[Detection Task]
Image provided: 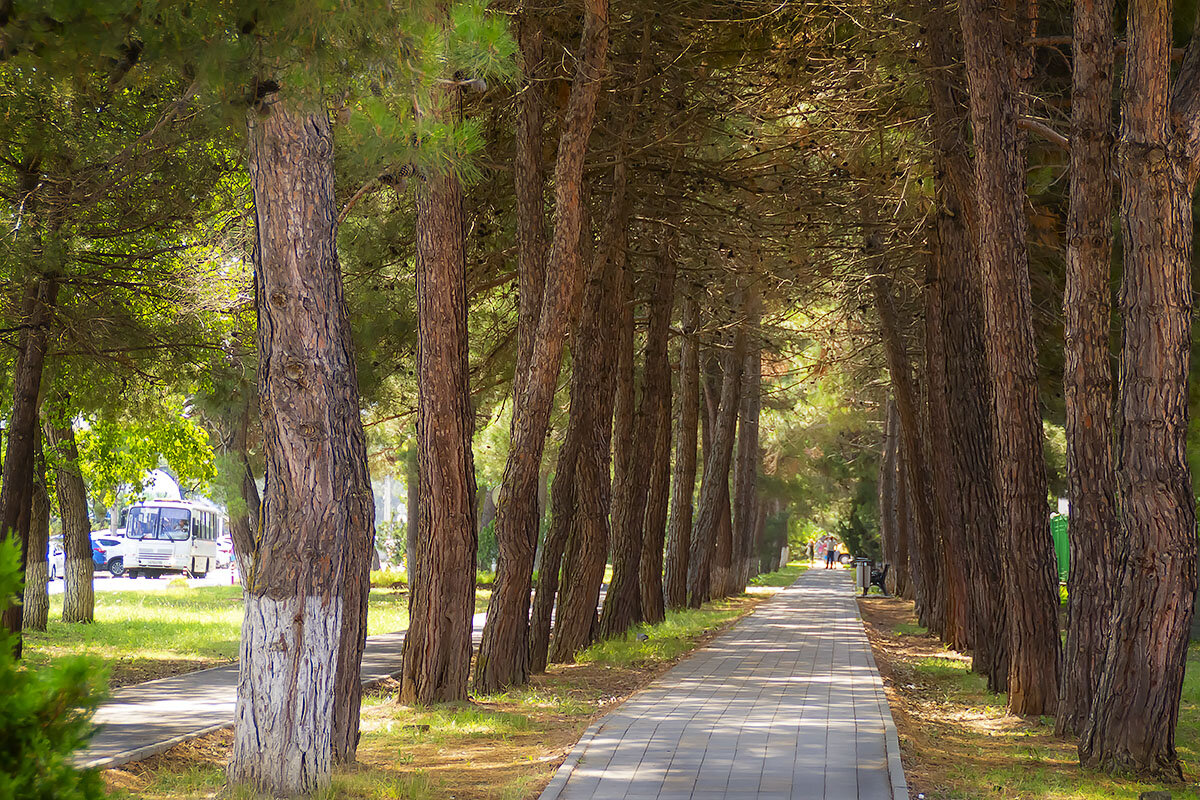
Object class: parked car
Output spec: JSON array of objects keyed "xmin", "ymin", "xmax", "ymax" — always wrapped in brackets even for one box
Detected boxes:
[
  {"xmin": 215, "ymin": 535, "xmax": 234, "ymax": 569},
  {"xmin": 91, "ymin": 532, "xmax": 131, "ymax": 577}
]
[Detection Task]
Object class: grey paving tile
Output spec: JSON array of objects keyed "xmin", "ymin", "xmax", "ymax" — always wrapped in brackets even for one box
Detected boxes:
[{"xmin": 540, "ymin": 570, "xmax": 908, "ymax": 800}]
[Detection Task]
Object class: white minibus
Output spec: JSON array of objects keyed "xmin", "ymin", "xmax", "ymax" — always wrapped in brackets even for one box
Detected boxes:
[{"xmin": 122, "ymin": 499, "xmax": 225, "ymax": 578}]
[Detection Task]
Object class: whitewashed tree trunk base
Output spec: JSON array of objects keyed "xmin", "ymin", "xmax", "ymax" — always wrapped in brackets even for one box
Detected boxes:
[{"xmin": 230, "ymin": 593, "xmax": 343, "ymax": 796}]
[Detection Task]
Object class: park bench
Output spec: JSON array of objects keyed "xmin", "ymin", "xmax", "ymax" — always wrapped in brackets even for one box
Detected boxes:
[{"xmin": 867, "ymin": 563, "xmax": 889, "ymax": 596}]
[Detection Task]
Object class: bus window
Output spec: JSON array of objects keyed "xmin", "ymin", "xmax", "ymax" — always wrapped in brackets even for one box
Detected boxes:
[
  {"xmin": 125, "ymin": 508, "xmax": 158, "ymax": 539},
  {"xmin": 192, "ymin": 513, "xmax": 203, "ymax": 539},
  {"xmin": 161, "ymin": 508, "xmax": 191, "ymax": 541}
]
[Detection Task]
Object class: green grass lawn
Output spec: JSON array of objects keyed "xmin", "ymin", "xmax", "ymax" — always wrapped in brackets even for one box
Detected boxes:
[{"xmin": 23, "ymin": 583, "xmax": 488, "ymax": 688}]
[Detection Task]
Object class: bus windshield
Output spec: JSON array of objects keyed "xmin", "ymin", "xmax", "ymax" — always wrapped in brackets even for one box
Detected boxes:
[
  {"xmin": 160, "ymin": 508, "xmax": 191, "ymax": 541},
  {"xmin": 125, "ymin": 508, "xmax": 158, "ymax": 539},
  {"xmin": 125, "ymin": 507, "xmax": 193, "ymax": 541}
]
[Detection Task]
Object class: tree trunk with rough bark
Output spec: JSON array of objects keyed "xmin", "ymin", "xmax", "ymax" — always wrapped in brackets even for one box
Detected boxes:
[
  {"xmin": 926, "ymin": 11, "xmax": 1009, "ymax": 692},
  {"xmin": 664, "ymin": 292, "xmax": 700, "ymax": 611},
  {"xmin": 22, "ymin": 437, "xmax": 49, "ymax": 632},
  {"xmin": 401, "ymin": 144, "xmax": 479, "ymax": 705},
  {"xmin": 687, "ymin": 331, "xmax": 745, "ymax": 608},
  {"xmin": 229, "ymin": 99, "xmax": 375, "ymax": 796},
  {"xmin": 895, "ymin": 446, "xmax": 913, "ymax": 601},
  {"xmin": 550, "ymin": 221, "xmax": 621, "ymax": 663},
  {"xmin": 0, "ymin": 274, "xmax": 58, "ymax": 649},
  {"xmin": 599, "ymin": 257, "xmax": 642, "ymax": 637},
  {"xmin": 960, "ymin": 0, "xmax": 1061, "ymax": 716},
  {"xmin": 1056, "ymin": 0, "xmax": 1118, "ymax": 739},
  {"xmin": 45, "ymin": 412, "xmax": 93, "ymax": 625},
  {"xmin": 1079, "ymin": 6, "xmax": 1200, "ymax": 778},
  {"xmin": 406, "ymin": 438, "xmax": 420, "ymax": 583},
  {"xmin": 871, "ymin": 273, "xmax": 943, "ymax": 637},
  {"xmin": 925, "ymin": 237, "xmax": 971, "ymax": 651},
  {"xmin": 476, "ymin": 0, "xmax": 608, "ymax": 693},
  {"xmin": 637, "ymin": 242, "xmax": 676, "ymax": 624},
  {"xmin": 640, "ymin": 386, "xmax": 672, "ymax": 623},
  {"xmin": 878, "ymin": 399, "xmax": 899, "ymax": 591},
  {"xmin": 733, "ymin": 294, "xmax": 762, "ymax": 593}
]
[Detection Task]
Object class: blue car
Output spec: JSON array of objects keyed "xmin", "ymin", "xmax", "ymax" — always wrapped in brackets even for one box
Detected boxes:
[{"xmin": 91, "ymin": 539, "xmax": 109, "ymax": 569}]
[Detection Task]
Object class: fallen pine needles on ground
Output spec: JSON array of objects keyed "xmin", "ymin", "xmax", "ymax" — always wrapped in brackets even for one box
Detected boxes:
[{"xmin": 858, "ymin": 594, "xmax": 1200, "ymax": 800}]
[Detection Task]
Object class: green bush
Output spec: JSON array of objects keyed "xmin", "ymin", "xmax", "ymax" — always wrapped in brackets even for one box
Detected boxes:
[
  {"xmin": 370, "ymin": 568, "xmax": 408, "ymax": 589},
  {"xmin": 0, "ymin": 538, "xmax": 104, "ymax": 800}
]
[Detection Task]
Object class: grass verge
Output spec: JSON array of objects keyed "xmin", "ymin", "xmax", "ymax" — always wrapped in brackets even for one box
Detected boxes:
[
  {"xmin": 25, "ymin": 584, "xmax": 490, "ymax": 688},
  {"xmin": 102, "ymin": 562, "xmax": 807, "ymax": 800},
  {"xmin": 858, "ymin": 593, "xmax": 1200, "ymax": 799}
]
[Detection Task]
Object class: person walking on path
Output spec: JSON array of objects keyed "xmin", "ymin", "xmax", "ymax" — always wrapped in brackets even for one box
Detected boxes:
[{"xmin": 824, "ymin": 541, "xmax": 837, "ymax": 569}]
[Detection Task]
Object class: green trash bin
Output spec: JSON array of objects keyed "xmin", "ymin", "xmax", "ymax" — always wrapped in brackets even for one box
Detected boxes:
[{"xmin": 1049, "ymin": 513, "xmax": 1069, "ymax": 583}]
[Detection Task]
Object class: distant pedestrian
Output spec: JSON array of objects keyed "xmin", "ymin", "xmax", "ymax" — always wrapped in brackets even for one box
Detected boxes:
[{"xmin": 824, "ymin": 544, "xmax": 836, "ymax": 569}]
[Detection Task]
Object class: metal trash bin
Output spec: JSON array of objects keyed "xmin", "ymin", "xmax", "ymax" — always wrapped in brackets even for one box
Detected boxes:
[{"xmin": 855, "ymin": 557, "xmax": 872, "ymax": 596}]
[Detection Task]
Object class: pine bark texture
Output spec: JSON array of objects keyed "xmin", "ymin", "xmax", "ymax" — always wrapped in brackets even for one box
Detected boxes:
[
  {"xmin": 687, "ymin": 332, "xmax": 745, "ymax": 608},
  {"xmin": 513, "ymin": 13, "xmax": 548, "ymax": 406},
  {"xmin": 925, "ymin": 240, "xmax": 970, "ymax": 651},
  {"xmin": 1056, "ymin": 0, "xmax": 1118, "ymax": 738},
  {"xmin": 959, "ymin": 0, "xmax": 1061, "ymax": 715},
  {"xmin": 230, "ymin": 100, "xmax": 375, "ymax": 795},
  {"xmin": 46, "ymin": 415, "xmax": 93, "ymax": 625},
  {"xmin": 879, "ymin": 399, "xmax": 899, "ymax": 593},
  {"xmin": 600, "ymin": 257, "xmax": 642, "ymax": 637},
  {"xmin": 550, "ymin": 224, "xmax": 621, "ymax": 663},
  {"xmin": 22, "ymin": 442, "xmax": 50, "ymax": 632},
  {"xmin": 1079, "ymin": 5, "xmax": 1200, "ymax": 777},
  {"xmin": 0, "ymin": 274, "xmax": 57, "ymax": 647},
  {"xmin": 636, "ymin": 245, "xmax": 677, "ymax": 625},
  {"xmin": 895, "ymin": 450, "xmax": 913, "ymax": 601},
  {"xmin": 476, "ymin": 0, "xmax": 608, "ymax": 693},
  {"xmin": 871, "ymin": 274, "xmax": 943, "ymax": 637},
  {"xmin": 926, "ymin": 13, "xmax": 1009, "ymax": 691},
  {"xmin": 733, "ymin": 295, "xmax": 762, "ymax": 592},
  {"xmin": 529, "ymin": 193, "xmax": 600, "ymax": 673},
  {"xmin": 401, "ymin": 159, "xmax": 479, "ymax": 705},
  {"xmin": 663, "ymin": 292, "xmax": 700, "ymax": 611}
]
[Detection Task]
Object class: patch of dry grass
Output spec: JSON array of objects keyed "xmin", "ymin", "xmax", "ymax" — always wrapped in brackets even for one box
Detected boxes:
[{"xmin": 858, "ymin": 595, "xmax": 1200, "ymax": 800}]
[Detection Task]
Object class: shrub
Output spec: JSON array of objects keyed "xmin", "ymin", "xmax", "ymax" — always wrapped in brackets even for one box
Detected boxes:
[{"xmin": 0, "ymin": 538, "xmax": 104, "ymax": 800}]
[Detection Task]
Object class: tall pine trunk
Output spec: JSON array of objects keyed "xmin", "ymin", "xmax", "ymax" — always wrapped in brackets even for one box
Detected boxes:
[
  {"xmin": 878, "ymin": 399, "xmax": 898, "ymax": 592},
  {"xmin": 926, "ymin": 11, "xmax": 1009, "ymax": 691},
  {"xmin": 45, "ymin": 412, "xmax": 93, "ymax": 625},
  {"xmin": 476, "ymin": 0, "xmax": 608, "ymax": 692},
  {"xmin": 663, "ymin": 292, "xmax": 699, "ymax": 610},
  {"xmin": 895, "ymin": 446, "xmax": 913, "ymax": 601},
  {"xmin": 400, "ymin": 145, "xmax": 479, "ymax": 704},
  {"xmin": 687, "ymin": 330, "xmax": 745, "ymax": 608},
  {"xmin": 733, "ymin": 293, "xmax": 762, "ymax": 592},
  {"xmin": 0, "ymin": 274, "xmax": 58, "ymax": 649},
  {"xmin": 1056, "ymin": 0, "xmax": 1118, "ymax": 738},
  {"xmin": 925, "ymin": 237, "xmax": 971, "ymax": 650},
  {"xmin": 229, "ymin": 99, "xmax": 374, "ymax": 795},
  {"xmin": 960, "ymin": 0, "xmax": 1061, "ymax": 715},
  {"xmin": 599, "ymin": 253, "xmax": 642, "ymax": 637},
  {"xmin": 22, "ymin": 436, "xmax": 50, "ymax": 632},
  {"xmin": 871, "ymin": 273, "xmax": 943, "ymax": 636},
  {"xmin": 550, "ymin": 218, "xmax": 621, "ymax": 663},
  {"xmin": 1080, "ymin": 6, "xmax": 1200, "ymax": 777},
  {"xmin": 637, "ymin": 241, "xmax": 676, "ymax": 624}
]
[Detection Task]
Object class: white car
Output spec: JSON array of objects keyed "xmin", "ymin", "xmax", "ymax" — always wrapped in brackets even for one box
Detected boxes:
[
  {"xmin": 91, "ymin": 531, "xmax": 132, "ymax": 577},
  {"xmin": 215, "ymin": 535, "xmax": 234, "ymax": 569}
]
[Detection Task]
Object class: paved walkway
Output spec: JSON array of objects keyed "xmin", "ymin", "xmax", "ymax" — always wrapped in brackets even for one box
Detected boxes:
[
  {"xmin": 539, "ymin": 569, "xmax": 908, "ymax": 800},
  {"xmin": 80, "ymin": 612, "xmax": 486, "ymax": 769}
]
